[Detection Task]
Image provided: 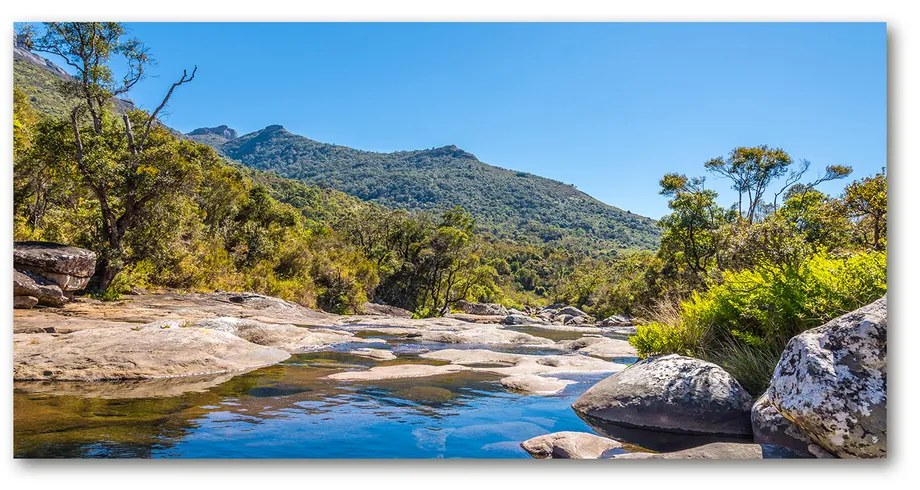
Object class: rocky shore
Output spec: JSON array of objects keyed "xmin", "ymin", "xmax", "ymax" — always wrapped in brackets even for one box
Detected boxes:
[{"xmin": 11, "ymin": 242, "xmax": 887, "ymax": 459}]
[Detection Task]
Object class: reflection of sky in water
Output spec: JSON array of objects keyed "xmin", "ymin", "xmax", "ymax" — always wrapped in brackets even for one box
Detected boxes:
[
  {"xmin": 150, "ymin": 372, "xmax": 604, "ymax": 458},
  {"xmin": 14, "ymin": 352, "xmax": 610, "ymax": 459}
]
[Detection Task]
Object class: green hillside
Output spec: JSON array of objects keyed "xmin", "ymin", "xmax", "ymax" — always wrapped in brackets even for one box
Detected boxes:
[{"xmin": 213, "ymin": 125, "xmax": 661, "ymax": 251}]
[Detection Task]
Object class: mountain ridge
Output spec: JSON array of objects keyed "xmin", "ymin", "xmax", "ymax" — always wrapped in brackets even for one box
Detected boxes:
[{"xmin": 197, "ymin": 124, "xmax": 660, "ymax": 251}]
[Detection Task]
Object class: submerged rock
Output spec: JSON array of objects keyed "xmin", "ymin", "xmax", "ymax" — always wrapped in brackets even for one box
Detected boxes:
[
  {"xmin": 499, "ymin": 374, "xmax": 575, "ymax": 395},
  {"xmin": 521, "ymin": 431, "xmax": 623, "ymax": 459},
  {"xmin": 572, "ymin": 354, "xmax": 753, "ymax": 436},
  {"xmin": 764, "ymin": 296, "xmax": 887, "ymax": 459},
  {"xmin": 13, "ymin": 241, "xmax": 96, "ymax": 291}
]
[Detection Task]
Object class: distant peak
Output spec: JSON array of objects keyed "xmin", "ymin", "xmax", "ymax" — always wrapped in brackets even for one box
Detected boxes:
[
  {"xmin": 187, "ymin": 125, "xmax": 238, "ymax": 140},
  {"xmin": 423, "ymin": 145, "xmax": 477, "ymax": 160},
  {"xmin": 262, "ymin": 124, "xmax": 286, "ymax": 133}
]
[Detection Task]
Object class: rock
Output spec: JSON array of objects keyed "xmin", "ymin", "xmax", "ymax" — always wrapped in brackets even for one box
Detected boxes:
[
  {"xmin": 327, "ymin": 363, "xmax": 467, "ymax": 381},
  {"xmin": 330, "ymin": 348, "xmax": 623, "ymax": 382},
  {"xmin": 13, "ymin": 241, "xmax": 97, "ymax": 291},
  {"xmin": 572, "ymin": 354, "xmax": 753, "ymax": 436},
  {"xmin": 191, "ymin": 316, "xmax": 366, "ymax": 353},
  {"xmin": 751, "ymin": 394, "xmax": 814, "ymax": 457},
  {"xmin": 348, "ymin": 347, "xmax": 397, "ymax": 361},
  {"xmin": 764, "ymin": 296, "xmax": 887, "ymax": 459},
  {"xmin": 500, "ymin": 374, "xmax": 575, "ymax": 395},
  {"xmin": 599, "ymin": 315, "xmax": 633, "ymax": 327},
  {"xmin": 566, "ymin": 315, "xmax": 587, "ymax": 325},
  {"xmin": 558, "ymin": 306, "xmax": 590, "ymax": 318},
  {"xmin": 521, "ymin": 431, "xmax": 624, "ymax": 459},
  {"xmin": 13, "ymin": 325, "xmax": 291, "ymax": 381},
  {"xmin": 14, "ymin": 269, "xmax": 67, "ymax": 307},
  {"xmin": 555, "ymin": 314, "xmax": 574, "ymax": 325},
  {"xmin": 361, "ymin": 302, "xmax": 413, "ymax": 318},
  {"xmin": 456, "ymin": 300, "xmax": 508, "ymax": 317},
  {"xmin": 558, "ymin": 336, "xmax": 637, "ymax": 359},
  {"xmin": 608, "ymin": 442, "xmax": 802, "ymax": 460},
  {"xmin": 507, "ymin": 308, "xmax": 527, "ymax": 316},
  {"xmin": 14, "ymin": 296, "xmax": 38, "ymax": 309},
  {"xmin": 501, "ymin": 314, "xmax": 545, "ymax": 325}
]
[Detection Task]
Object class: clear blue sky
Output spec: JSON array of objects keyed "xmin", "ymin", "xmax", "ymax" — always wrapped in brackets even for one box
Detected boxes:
[{"xmin": 55, "ymin": 23, "xmax": 890, "ymax": 218}]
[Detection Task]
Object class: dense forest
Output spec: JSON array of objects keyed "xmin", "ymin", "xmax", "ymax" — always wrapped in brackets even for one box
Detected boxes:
[
  {"xmin": 205, "ymin": 123, "xmax": 661, "ymax": 252},
  {"xmin": 13, "ymin": 23, "xmax": 887, "ymax": 391}
]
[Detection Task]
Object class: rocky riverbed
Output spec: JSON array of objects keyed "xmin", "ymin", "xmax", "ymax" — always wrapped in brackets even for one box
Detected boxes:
[{"xmin": 12, "ymin": 286, "xmax": 887, "ymax": 459}]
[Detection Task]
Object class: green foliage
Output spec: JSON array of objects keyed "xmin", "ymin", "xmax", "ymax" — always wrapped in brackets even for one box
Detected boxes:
[
  {"xmin": 629, "ymin": 321, "xmax": 698, "ymax": 357},
  {"xmin": 215, "ymin": 126, "xmax": 661, "ymax": 252},
  {"xmin": 844, "ymin": 171, "xmax": 888, "ymax": 249}
]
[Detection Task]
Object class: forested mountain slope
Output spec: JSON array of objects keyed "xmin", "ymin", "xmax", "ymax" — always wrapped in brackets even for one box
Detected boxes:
[{"xmin": 209, "ymin": 125, "xmax": 660, "ymax": 251}]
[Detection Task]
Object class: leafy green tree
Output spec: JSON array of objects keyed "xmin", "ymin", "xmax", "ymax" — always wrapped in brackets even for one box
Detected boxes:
[
  {"xmin": 19, "ymin": 22, "xmax": 199, "ymax": 288},
  {"xmin": 704, "ymin": 145, "xmax": 792, "ymax": 223},
  {"xmin": 657, "ymin": 173, "xmax": 729, "ymax": 289},
  {"xmin": 844, "ymin": 171, "xmax": 888, "ymax": 250}
]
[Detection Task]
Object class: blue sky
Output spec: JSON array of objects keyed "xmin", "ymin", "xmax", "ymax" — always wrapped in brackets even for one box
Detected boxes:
[{"xmin": 39, "ymin": 22, "xmax": 888, "ymax": 219}]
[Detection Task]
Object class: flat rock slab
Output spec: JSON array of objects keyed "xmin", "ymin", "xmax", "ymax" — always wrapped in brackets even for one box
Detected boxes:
[
  {"xmin": 558, "ymin": 336, "xmax": 637, "ymax": 359},
  {"xmin": 500, "ymin": 374, "xmax": 575, "ymax": 395},
  {"xmin": 608, "ymin": 442, "xmax": 803, "ymax": 460},
  {"xmin": 330, "ymin": 348, "xmax": 623, "ymax": 382},
  {"xmin": 191, "ymin": 317, "xmax": 369, "ymax": 352},
  {"xmin": 13, "ymin": 325, "xmax": 290, "ymax": 381},
  {"xmin": 348, "ymin": 348, "xmax": 397, "ymax": 361},
  {"xmin": 522, "ymin": 431, "xmax": 624, "ymax": 459}
]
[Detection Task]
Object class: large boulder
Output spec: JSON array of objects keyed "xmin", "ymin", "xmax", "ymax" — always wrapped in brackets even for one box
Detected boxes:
[
  {"xmin": 456, "ymin": 300, "xmax": 508, "ymax": 317},
  {"xmin": 521, "ymin": 432, "xmax": 624, "ymax": 459},
  {"xmin": 764, "ymin": 296, "xmax": 887, "ymax": 459},
  {"xmin": 14, "ymin": 241, "xmax": 97, "ymax": 291},
  {"xmin": 13, "ymin": 269, "xmax": 67, "ymax": 307},
  {"xmin": 751, "ymin": 394, "xmax": 814, "ymax": 457},
  {"xmin": 573, "ymin": 354, "xmax": 753, "ymax": 436}
]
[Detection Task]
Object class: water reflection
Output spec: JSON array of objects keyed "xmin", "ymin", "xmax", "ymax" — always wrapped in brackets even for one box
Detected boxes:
[{"xmin": 14, "ymin": 351, "xmax": 613, "ymax": 458}]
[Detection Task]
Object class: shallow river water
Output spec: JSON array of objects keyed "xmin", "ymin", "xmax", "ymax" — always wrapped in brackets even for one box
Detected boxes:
[{"xmin": 14, "ymin": 346, "xmax": 626, "ymax": 459}]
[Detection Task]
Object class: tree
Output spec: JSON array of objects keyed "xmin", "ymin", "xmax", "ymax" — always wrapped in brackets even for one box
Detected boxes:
[
  {"xmin": 20, "ymin": 22, "xmax": 199, "ymax": 288},
  {"xmin": 656, "ymin": 173, "xmax": 728, "ymax": 289},
  {"xmin": 704, "ymin": 145, "xmax": 793, "ymax": 223},
  {"xmin": 844, "ymin": 171, "xmax": 888, "ymax": 250},
  {"xmin": 770, "ymin": 161, "xmax": 853, "ymax": 209}
]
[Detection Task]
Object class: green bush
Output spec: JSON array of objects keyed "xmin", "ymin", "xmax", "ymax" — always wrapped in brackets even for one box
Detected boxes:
[
  {"xmin": 629, "ymin": 322, "xmax": 698, "ymax": 357},
  {"xmin": 631, "ymin": 250, "xmax": 887, "ymax": 394}
]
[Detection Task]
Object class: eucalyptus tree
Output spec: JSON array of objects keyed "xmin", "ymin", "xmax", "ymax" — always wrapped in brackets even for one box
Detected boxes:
[{"xmin": 18, "ymin": 22, "xmax": 200, "ymax": 288}]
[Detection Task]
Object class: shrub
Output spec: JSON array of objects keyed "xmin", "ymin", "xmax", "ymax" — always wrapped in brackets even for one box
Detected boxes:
[{"xmin": 629, "ymin": 322, "xmax": 698, "ymax": 357}]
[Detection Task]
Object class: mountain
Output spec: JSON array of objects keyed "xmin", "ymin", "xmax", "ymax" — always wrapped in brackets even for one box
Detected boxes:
[
  {"xmin": 14, "ymin": 46, "xmax": 138, "ymax": 118},
  {"xmin": 198, "ymin": 125, "xmax": 660, "ymax": 251},
  {"xmin": 187, "ymin": 125, "xmax": 239, "ymax": 146}
]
